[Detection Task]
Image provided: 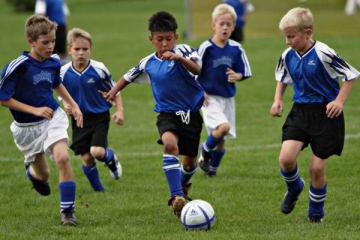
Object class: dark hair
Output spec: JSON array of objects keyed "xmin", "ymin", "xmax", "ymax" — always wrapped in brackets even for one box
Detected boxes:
[{"xmin": 148, "ymin": 11, "xmax": 178, "ymax": 33}]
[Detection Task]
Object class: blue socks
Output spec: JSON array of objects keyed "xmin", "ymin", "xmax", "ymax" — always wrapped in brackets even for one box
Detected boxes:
[
  {"xmin": 181, "ymin": 164, "xmax": 197, "ymax": 186},
  {"xmin": 82, "ymin": 163, "xmax": 105, "ymax": 192},
  {"xmin": 203, "ymin": 135, "xmax": 223, "ymax": 152},
  {"xmin": 59, "ymin": 181, "xmax": 76, "ymax": 213},
  {"xmin": 99, "ymin": 148, "xmax": 115, "ymax": 163},
  {"xmin": 209, "ymin": 149, "xmax": 226, "ymax": 173},
  {"xmin": 281, "ymin": 165, "xmax": 304, "ymax": 195},
  {"xmin": 162, "ymin": 154, "xmax": 183, "ymax": 197},
  {"xmin": 309, "ymin": 184, "xmax": 327, "ymax": 218}
]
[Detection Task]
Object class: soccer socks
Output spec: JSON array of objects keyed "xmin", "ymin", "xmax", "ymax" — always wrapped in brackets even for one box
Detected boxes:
[
  {"xmin": 209, "ymin": 149, "xmax": 226, "ymax": 174},
  {"xmin": 309, "ymin": 184, "xmax": 327, "ymax": 219},
  {"xmin": 181, "ymin": 164, "xmax": 197, "ymax": 186},
  {"xmin": 203, "ymin": 135, "xmax": 223, "ymax": 153},
  {"xmin": 162, "ymin": 154, "xmax": 184, "ymax": 197},
  {"xmin": 82, "ymin": 163, "xmax": 105, "ymax": 192},
  {"xmin": 98, "ymin": 148, "xmax": 115, "ymax": 163},
  {"xmin": 280, "ymin": 165, "xmax": 304, "ymax": 195},
  {"xmin": 59, "ymin": 181, "xmax": 76, "ymax": 213}
]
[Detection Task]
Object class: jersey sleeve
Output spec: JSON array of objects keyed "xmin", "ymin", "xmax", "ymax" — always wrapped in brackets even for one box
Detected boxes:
[
  {"xmin": 0, "ymin": 64, "xmax": 17, "ymax": 100},
  {"xmin": 123, "ymin": 55, "xmax": 151, "ymax": 84},
  {"xmin": 316, "ymin": 43, "xmax": 360, "ymax": 82},
  {"xmin": 235, "ymin": 46, "xmax": 252, "ymax": 79},
  {"xmin": 275, "ymin": 48, "xmax": 293, "ymax": 84}
]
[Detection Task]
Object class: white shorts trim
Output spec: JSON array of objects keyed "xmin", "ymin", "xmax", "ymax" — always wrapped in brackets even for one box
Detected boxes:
[
  {"xmin": 201, "ymin": 95, "xmax": 236, "ymax": 139},
  {"xmin": 10, "ymin": 108, "xmax": 69, "ymax": 163}
]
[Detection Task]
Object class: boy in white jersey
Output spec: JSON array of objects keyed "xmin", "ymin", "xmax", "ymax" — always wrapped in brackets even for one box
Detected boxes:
[
  {"xmin": 270, "ymin": 7, "xmax": 359, "ymax": 223},
  {"xmin": 197, "ymin": 4, "xmax": 251, "ymax": 176},
  {"xmin": 0, "ymin": 15, "xmax": 83, "ymax": 226},
  {"xmin": 61, "ymin": 28, "xmax": 124, "ymax": 192},
  {"xmin": 103, "ymin": 11, "xmax": 204, "ymax": 218}
]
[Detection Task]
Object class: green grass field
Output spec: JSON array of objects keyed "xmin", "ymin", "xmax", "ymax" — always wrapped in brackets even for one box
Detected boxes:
[{"xmin": 0, "ymin": 0, "xmax": 359, "ymax": 239}]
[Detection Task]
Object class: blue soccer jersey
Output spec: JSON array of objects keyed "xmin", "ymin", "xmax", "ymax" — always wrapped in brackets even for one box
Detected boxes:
[
  {"xmin": 123, "ymin": 44, "xmax": 204, "ymax": 113},
  {"xmin": 197, "ymin": 39, "xmax": 252, "ymax": 97},
  {"xmin": 275, "ymin": 41, "xmax": 359, "ymax": 104},
  {"xmin": 0, "ymin": 52, "xmax": 61, "ymax": 123},
  {"xmin": 61, "ymin": 60, "xmax": 114, "ymax": 114}
]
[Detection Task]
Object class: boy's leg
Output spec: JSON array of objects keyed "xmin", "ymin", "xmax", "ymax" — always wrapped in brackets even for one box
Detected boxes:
[
  {"xmin": 26, "ymin": 154, "xmax": 51, "ymax": 196},
  {"xmin": 81, "ymin": 153, "xmax": 105, "ymax": 192},
  {"xmin": 91, "ymin": 146, "xmax": 122, "ymax": 180},
  {"xmin": 208, "ymin": 140, "xmax": 226, "ymax": 176},
  {"xmin": 308, "ymin": 154, "xmax": 327, "ymax": 223},
  {"xmin": 161, "ymin": 131, "xmax": 186, "ymax": 217},
  {"xmin": 279, "ymin": 140, "xmax": 305, "ymax": 214},
  {"xmin": 181, "ymin": 155, "xmax": 197, "ymax": 198},
  {"xmin": 51, "ymin": 140, "xmax": 77, "ymax": 226}
]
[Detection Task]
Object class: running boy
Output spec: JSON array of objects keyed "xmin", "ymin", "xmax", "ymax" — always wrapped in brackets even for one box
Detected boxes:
[
  {"xmin": 0, "ymin": 15, "xmax": 83, "ymax": 226},
  {"xmin": 104, "ymin": 11, "xmax": 204, "ymax": 217},
  {"xmin": 197, "ymin": 4, "xmax": 251, "ymax": 176},
  {"xmin": 270, "ymin": 7, "xmax": 359, "ymax": 222},
  {"xmin": 61, "ymin": 28, "xmax": 123, "ymax": 192}
]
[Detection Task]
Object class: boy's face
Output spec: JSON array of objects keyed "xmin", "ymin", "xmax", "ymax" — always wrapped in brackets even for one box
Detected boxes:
[
  {"xmin": 68, "ymin": 37, "xmax": 91, "ymax": 66},
  {"xmin": 28, "ymin": 31, "xmax": 56, "ymax": 61},
  {"xmin": 149, "ymin": 31, "xmax": 178, "ymax": 56},
  {"xmin": 282, "ymin": 27, "xmax": 313, "ymax": 53},
  {"xmin": 212, "ymin": 14, "xmax": 235, "ymax": 42}
]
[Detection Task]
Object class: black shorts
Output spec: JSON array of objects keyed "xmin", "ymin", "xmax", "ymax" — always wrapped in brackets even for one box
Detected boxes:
[
  {"xmin": 70, "ymin": 111, "xmax": 110, "ymax": 155},
  {"xmin": 54, "ymin": 25, "xmax": 67, "ymax": 55},
  {"xmin": 282, "ymin": 103, "xmax": 345, "ymax": 159},
  {"xmin": 156, "ymin": 111, "xmax": 203, "ymax": 158}
]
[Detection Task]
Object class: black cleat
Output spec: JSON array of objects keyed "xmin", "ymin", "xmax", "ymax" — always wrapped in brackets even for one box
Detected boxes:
[
  {"xmin": 206, "ymin": 171, "xmax": 217, "ymax": 177},
  {"xmin": 281, "ymin": 178, "xmax": 304, "ymax": 214},
  {"xmin": 308, "ymin": 214, "xmax": 323, "ymax": 223},
  {"xmin": 31, "ymin": 178, "xmax": 51, "ymax": 196},
  {"xmin": 198, "ymin": 146, "xmax": 211, "ymax": 173},
  {"xmin": 61, "ymin": 211, "xmax": 78, "ymax": 226}
]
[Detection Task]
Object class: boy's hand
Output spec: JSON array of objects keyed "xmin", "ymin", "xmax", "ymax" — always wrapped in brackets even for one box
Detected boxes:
[
  {"xmin": 226, "ymin": 68, "xmax": 243, "ymax": 83},
  {"xmin": 62, "ymin": 101, "xmax": 72, "ymax": 115},
  {"xmin": 326, "ymin": 100, "xmax": 343, "ymax": 118},
  {"xmin": 112, "ymin": 110, "xmax": 124, "ymax": 125},
  {"xmin": 270, "ymin": 100, "xmax": 283, "ymax": 117},
  {"xmin": 71, "ymin": 105, "xmax": 83, "ymax": 128},
  {"xmin": 99, "ymin": 90, "xmax": 116, "ymax": 106},
  {"xmin": 34, "ymin": 107, "xmax": 54, "ymax": 119},
  {"xmin": 161, "ymin": 51, "xmax": 180, "ymax": 61}
]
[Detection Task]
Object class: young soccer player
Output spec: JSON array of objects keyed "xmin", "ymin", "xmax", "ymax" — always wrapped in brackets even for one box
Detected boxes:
[
  {"xmin": 197, "ymin": 4, "xmax": 251, "ymax": 176},
  {"xmin": 0, "ymin": 15, "xmax": 83, "ymax": 226},
  {"xmin": 270, "ymin": 7, "xmax": 359, "ymax": 223},
  {"xmin": 61, "ymin": 28, "xmax": 123, "ymax": 192},
  {"xmin": 103, "ymin": 11, "xmax": 204, "ymax": 217}
]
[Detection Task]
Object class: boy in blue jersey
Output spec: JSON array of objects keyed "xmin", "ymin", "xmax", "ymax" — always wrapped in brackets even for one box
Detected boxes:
[
  {"xmin": 61, "ymin": 28, "xmax": 123, "ymax": 192},
  {"xmin": 197, "ymin": 4, "xmax": 251, "ymax": 176},
  {"xmin": 270, "ymin": 7, "xmax": 359, "ymax": 223},
  {"xmin": 104, "ymin": 11, "xmax": 204, "ymax": 218},
  {"xmin": 0, "ymin": 15, "xmax": 83, "ymax": 226}
]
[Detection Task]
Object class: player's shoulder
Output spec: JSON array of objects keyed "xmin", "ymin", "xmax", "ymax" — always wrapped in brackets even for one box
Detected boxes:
[
  {"xmin": 60, "ymin": 61, "xmax": 72, "ymax": 77},
  {"xmin": 228, "ymin": 39, "xmax": 242, "ymax": 48},
  {"xmin": 280, "ymin": 47, "xmax": 294, "ymax": 59},
  {"xmin": 89, "ymin": 59, "xmax": 112, "ymax": 77},
  {"xmin": 1, "ymin": 53, "xmax": 29, "ymax": 80},
  {"xmin": 314, "ymin": 41, "xmax": 336, "ymax": 56},
  {"xmin": 198, "ymin": 40, "xmax": 212, "ymax": 56},
  {"xmin": 138, "ymin": 53, "xmax": 155, "ymax": 67}
]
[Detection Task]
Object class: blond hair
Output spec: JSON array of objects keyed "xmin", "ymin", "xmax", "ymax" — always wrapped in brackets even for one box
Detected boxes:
[
  {"xmin": 279, "ymin": 7, "xmax": 314, "ymax": 32},
  {"xmin": 67, "ymin": 28, "xmax": 92, "ymax": 47},
  {"xmin": 25, "ymin": 14, "xmax": 57, "ymax": 40},
  {"xmin": 212, "ymin": 3, "xmax": 237, "ymax": 24}
]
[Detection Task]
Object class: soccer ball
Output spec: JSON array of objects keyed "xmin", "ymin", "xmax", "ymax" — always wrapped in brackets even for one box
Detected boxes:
[{"xmin": 180, "ymin": 199, "xmax": 215, "ymax": 230}]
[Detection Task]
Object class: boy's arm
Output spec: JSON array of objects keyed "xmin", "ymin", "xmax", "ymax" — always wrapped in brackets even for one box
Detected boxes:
[
  {"xmin": 55, "ymin": 84, "xmax": 83, "ymax": 127},
  {"xmin": 112, "ymin": 93, "xmax": 124, "ymax": 125},
  {"xmin": 270, "ymin": 82, "xmax": 287, "ymax": 117},
  {"xmin": 226, "ymin": 68, "xmax": 244, "ymax": 83},
  {"xmin": 161, "ymin": 51, "xmax": 201, "ymax": 75},
  {"xmin": 103, "ymin": 77, "xmax": 130, "ymax": 103},
  {"xmin": 326, "ymin": 80, "xmax": 355, "ymax": 118},
  {"xmin": 0, "ymin": 98, "xmax": 54, "ymax": 119}
]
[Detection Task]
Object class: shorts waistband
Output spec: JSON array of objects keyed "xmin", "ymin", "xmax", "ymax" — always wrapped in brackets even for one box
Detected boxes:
[
  {"xmin": 293, "ymin": 103, "xmax": 327, "ymax": 110},
  {"xmin": 13, "ymin": 119, "xmax": 47, "ymax": 127}
]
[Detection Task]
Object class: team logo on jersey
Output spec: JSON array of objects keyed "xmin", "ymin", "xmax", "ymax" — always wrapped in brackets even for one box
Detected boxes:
[
  {"xmin": 87, "ymin": 78, "xmax": 95, "ymax": 84},
  {"xmin": 213, "ymin": 56, "xmax": 232, "ymax": 68},
  {"xmin": 307, "ymin": 60, "xmax": 316, "ymax": 66},
  {"xmin": 168, "ymin": 61, "xmax": 175, "ymax": 67},
  {"xmin": 33, "ymin": 71, "xmax": 52, "ymax": 85}
]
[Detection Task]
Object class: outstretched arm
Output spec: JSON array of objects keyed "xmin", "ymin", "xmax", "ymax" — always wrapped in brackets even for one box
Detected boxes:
[
  {"xmin": 270, "ymin": 82, "xmax": 287, "ymax": 117},
  {"xmin": 0, "ymin": 98, "xmax": 54, "ymax": 119},
  {"xmin": 102, "ymin": 77, "xmax": 130, "ymax": 103},
  {"xmin": 161, "ymin": 51, "xmax": 201, "ymax": 75}
]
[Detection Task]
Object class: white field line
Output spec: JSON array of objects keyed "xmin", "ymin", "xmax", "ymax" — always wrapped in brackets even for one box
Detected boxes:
[{"xmin": 0, "ymin": 133, "xmax": 359, "ymax": 161}]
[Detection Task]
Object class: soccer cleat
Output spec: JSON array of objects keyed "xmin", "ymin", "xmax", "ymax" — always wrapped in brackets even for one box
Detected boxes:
[
  {"xmin": 105, "ymin": 154, "xmax": 122, "ymax": 179},
  {"xmin": 281, "ymin": 178, "xmax": 305, "ymax": 214},
  {"xmin": 60, "ymin": 210, "xmax": 78, "ymax": 226},
  {"xmin": 168, "ymin": 195, "xmax": 187, "ymax": 218},
  {"xmin": 308, "ymin": 214, "xmax": 324, "ymax": 223},
  {"xmin": 26, "ymin": 167, "xmax": 51, "ymax": 196},
  {"xmin": 206, "ymin": 170, "xmax": 217, "ymax": 177}
]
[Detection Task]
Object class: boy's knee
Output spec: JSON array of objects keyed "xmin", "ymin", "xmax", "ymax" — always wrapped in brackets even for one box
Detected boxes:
[
  {"xmin": 55, "ymin": 152, "xmax": 70, "ymax": 167},
  {"xmin": 90, "ymin": 146, "xmax": 105, "ymax": 159},
  {"xmin": 219, "ymin": 123, "xmax": 231, "ymax": 134},
  {"xmin": 279, "ymin": 156, "xmax": 296, "ymax": 171},
  {"xmin": 309, "ymin": 165, "xmax": 324, "ymax": 180},
  {"xmin": 163, "ymin": 142, "xmax": 179, "ymax": 155}
]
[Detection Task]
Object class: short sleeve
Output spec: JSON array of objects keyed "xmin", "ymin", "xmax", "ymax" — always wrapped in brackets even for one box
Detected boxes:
[{"xmin": 275, "ymin": 49, "xmax": 293, "ymax": 84}]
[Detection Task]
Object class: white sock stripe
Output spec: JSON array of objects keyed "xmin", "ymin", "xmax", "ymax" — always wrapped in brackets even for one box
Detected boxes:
[
  {"xmin": 181, "ymin": 165, "xmax": 197, "ymax": 175},
  {"xmin": 163, "ymin": 154, "xmax": 179, "ymax": 160},
  {"xmin": 309, "ymin": 195, "xmax": 326, "ymax": 203},
  {"xmin": 162, "ymin": 164, "xmax": 180, "ymax": 170},
  {"xmin": 283, "ymin": 175, "xmax": 299, "ymax": 182},
  {"xmin": 202, "ymin": 143, "xmax": 210, "ymax": 152},
  {"xmin": 209, "ymin": 166, "xmax": 217, "ymax": 171},
  {"xmin": 60, "ymin": 201, "xmax": 75, "ymax": 205},
  {"xmin": 309, "ymin": 191, "xmax": 327, "ymax": 199}
]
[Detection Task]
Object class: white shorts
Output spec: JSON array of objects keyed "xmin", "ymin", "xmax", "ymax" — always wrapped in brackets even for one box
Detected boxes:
[
  {"xmin": 201, "ymin": 95, "xmax": 236, "ymax": 139},
  {"xmin": 10, "ymin": 108, "xmax": 69, "ymax": 163}
]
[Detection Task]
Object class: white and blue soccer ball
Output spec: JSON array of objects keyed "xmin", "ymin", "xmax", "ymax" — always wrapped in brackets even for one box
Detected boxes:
[{"xmin": 180, "ymin": 199, "xmax": 215, "ymax": 230}]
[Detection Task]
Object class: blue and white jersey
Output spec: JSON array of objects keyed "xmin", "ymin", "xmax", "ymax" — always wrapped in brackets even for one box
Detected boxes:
[
  {"xmin": 123, "ymin": 44, "xmax": 204, "ymax": 113},
  {"xmin": 197, "ymin": 39, "xmax": 252, "ymax": 97},
  {"xmin": 0, "ymin": 52, "xmax": 61, "ymax": 123},
  {"xmin": 61, "ymin": 60, "xmax": 114, "ymax": 114},
  {"xmin": 275, "ymin": 41, "xmax": 359, "ymax": 104}
]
